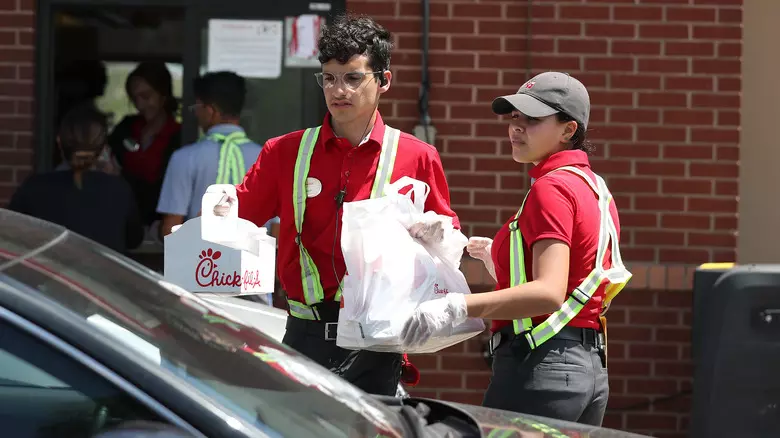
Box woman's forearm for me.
[464,280,564,321]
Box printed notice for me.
[207,19,283,79]
[285,15,324,68]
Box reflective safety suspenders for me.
[509,165,632,349]
[287,126,401,320]
[210,131,251,185]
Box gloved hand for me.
[408,218,445,244]
[466,237,496,281]
[401,293,468,348]
[212,192,237,217]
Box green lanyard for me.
[209,131,251,185]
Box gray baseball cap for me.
[492,71,591,130]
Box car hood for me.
[439,400,650,438]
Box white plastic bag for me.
[337,177,485,354]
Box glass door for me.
[183,0,345,146]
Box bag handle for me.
[384,176,430,212]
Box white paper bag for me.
[163,187,276,297]
[336,177,485,354]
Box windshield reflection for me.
[0,227,404,438]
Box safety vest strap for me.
[210,131,251,185]
[509,166,632,348]
[289,125,402,318]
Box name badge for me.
[306,177,322,198]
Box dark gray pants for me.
[283,317,403,396]
[482,332,609,426]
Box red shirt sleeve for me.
[236,139,279,227]
[520,177,576,248]
[421,148,461,229]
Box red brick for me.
[559,5,611,20]
[634,195,685,212]
[452,3,501,18]
[692,93,740,108]
[693,59,741,75]
[559,38,608,54]
[690,162,738,178]
[531,20,582,36]
[639,92,688,107]
[629,343,679,360]
[691,127,740,144]
[611,109,659,124]
[715,180,738,196]
[450,36,500,52]
[666,7,716,22]
[666,41,715,57]
[586,23,635,38]
[694,25,742,40]
[614,6,663,20]
[612,40,661,55]
[429,19,475,35]
[659,249,710,264]
[688,197,737,213]
[664,76,714,92]
[640,24,689,39]
[636,162,685,176]
[627,413,679,431]
[635,230,685,246]
[637,126,686,142]
[611,74,661,90]
[661,179,712,195]
[663,109,714,125]
[718,8,742,23]
[638,58,688,74]
[663,144,714,160]
[718,42,742,57]
[610,143,660,158]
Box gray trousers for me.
[482,332,609,426]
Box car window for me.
[0,317,168,438]
[0,232,404,438]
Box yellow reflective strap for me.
[371,127,400,198]
[293,127,325,306]
[291,125,401,316]
[509,167,632,348]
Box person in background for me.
[156,71,266,238]
[108,61,181,227]
[8,103,144,254]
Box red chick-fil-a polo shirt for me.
[491,149,621,332]
[237,111,460,310]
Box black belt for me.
[286,301,340,341]
[488,325,605,356]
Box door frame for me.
[34,0,344,172]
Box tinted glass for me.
[0,214,403,438]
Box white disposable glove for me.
[466,237,496,281]
[408,218,445,244]
[400,293,468,348]
[212,192,237,217]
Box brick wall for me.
[0,0,34,204]
[346,0,743,437]
[0,0,741,436]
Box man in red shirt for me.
[224,14,459,395]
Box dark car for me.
[0,208,649,438]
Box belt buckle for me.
[489,331,502,356]
[324,322,337,341]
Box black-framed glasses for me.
[314,71,383,90]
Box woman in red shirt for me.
[108,62,181,226]
[400,72,631,426]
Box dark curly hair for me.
[556,112,595,155]
[318,13,393,80]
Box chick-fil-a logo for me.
[195,248,263,290]
[433,283,449,295]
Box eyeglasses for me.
[314,71,383,90]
